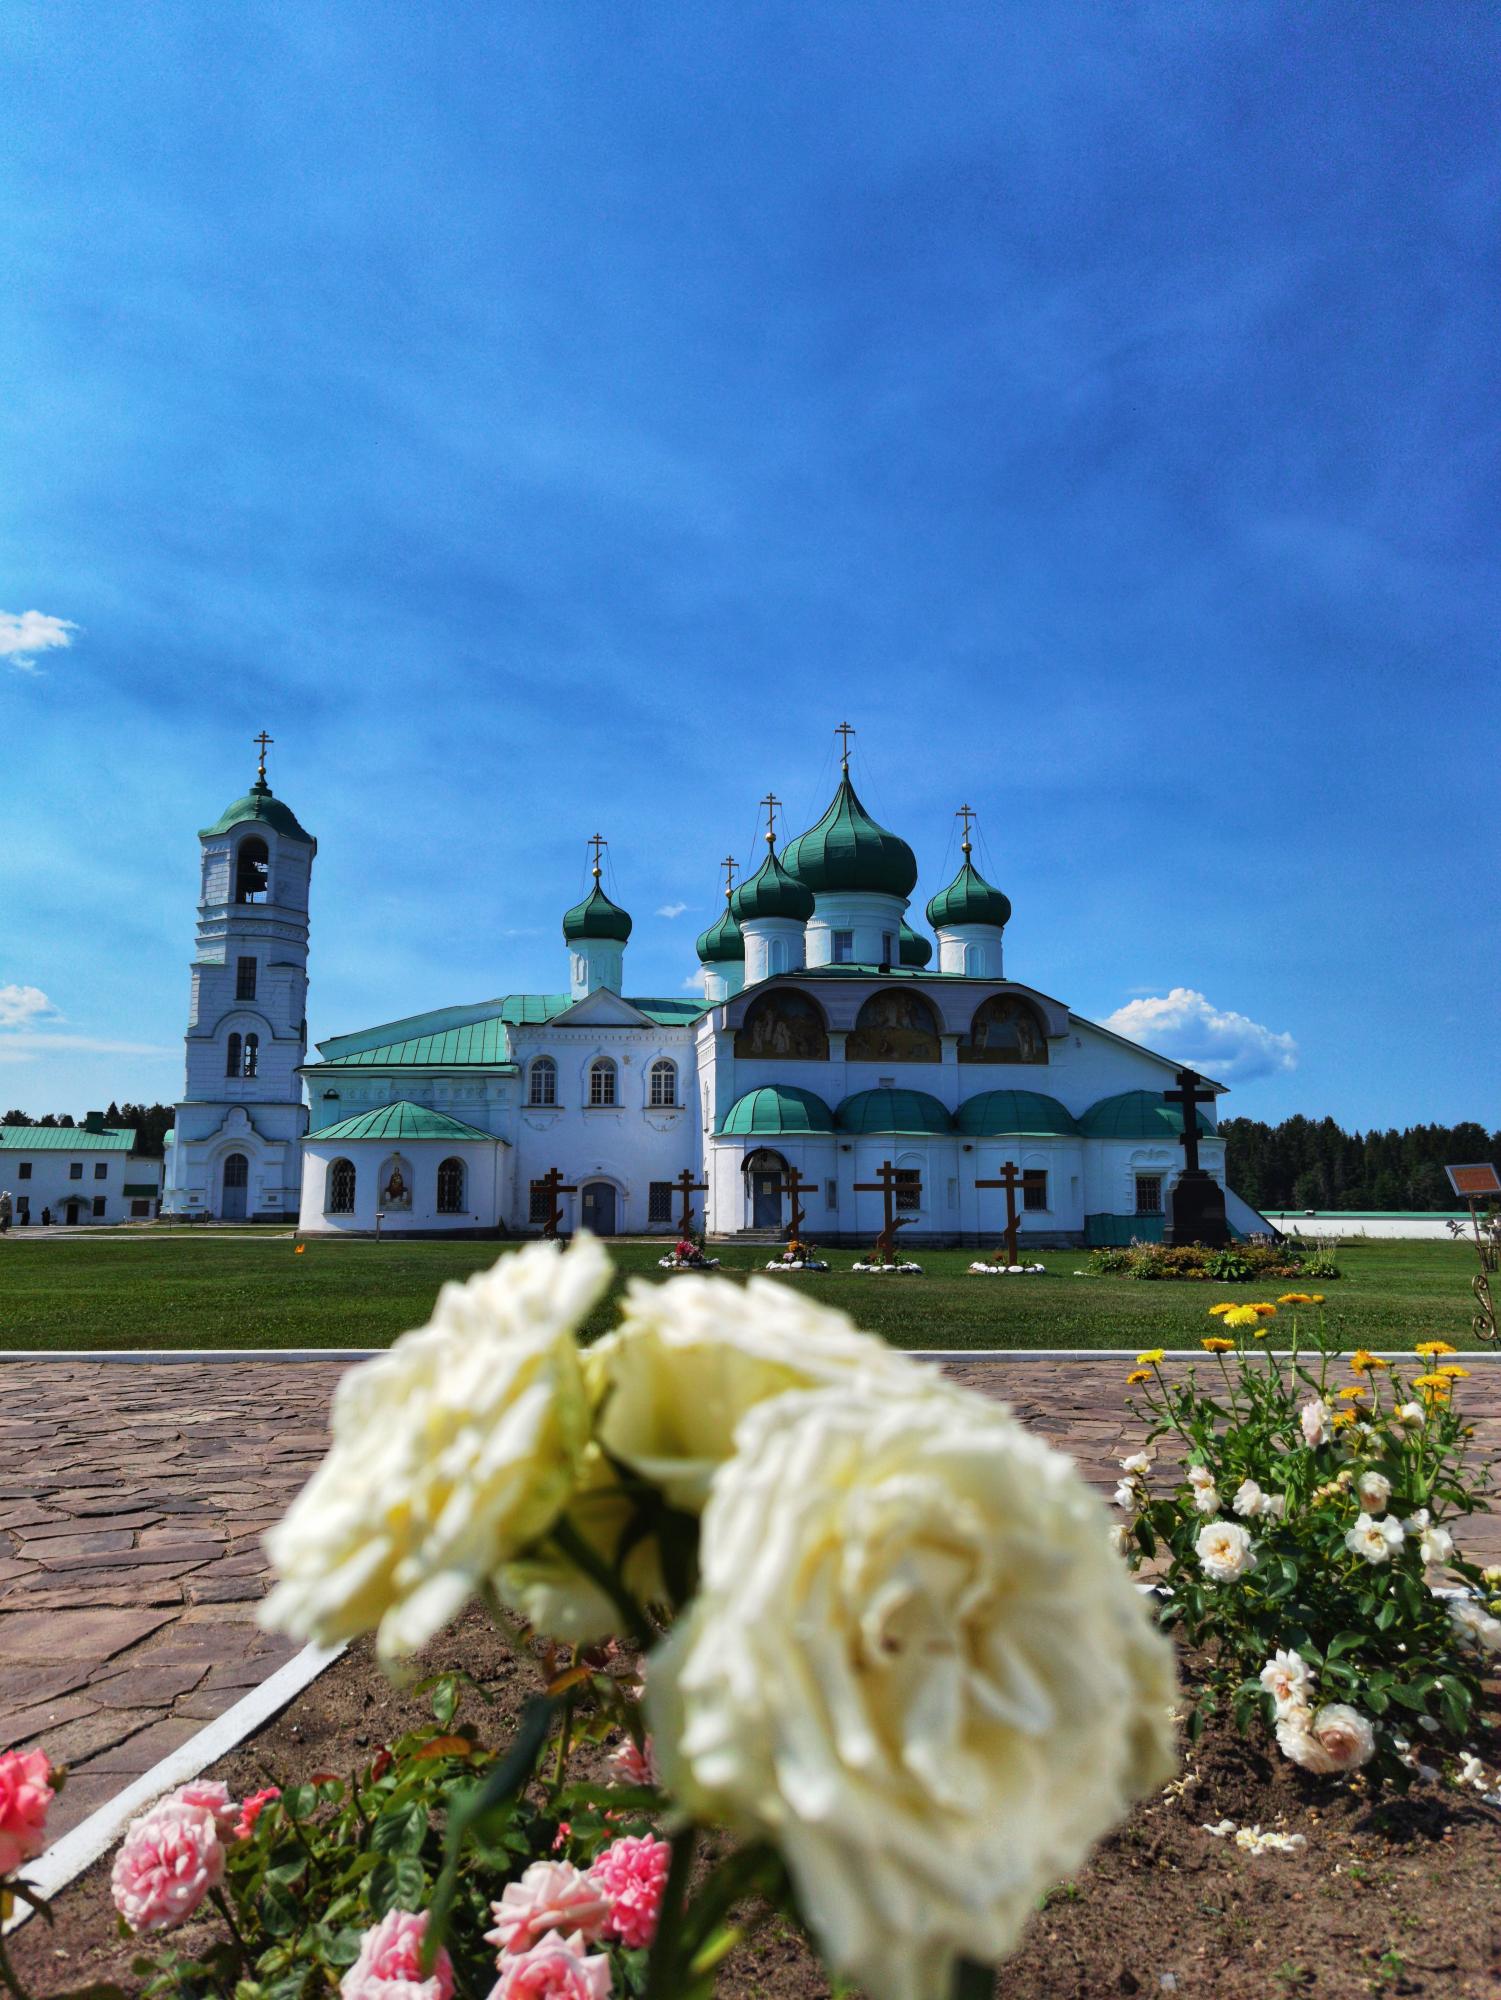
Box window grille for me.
[529,1183,551,1224]
[649,1059,676,1107]
[226,1032,242,1077]
[1135,1174,1163,1216]
[236,957,257,999]
[328,1159,356,1214]
[589,1059,617,1107]
[894,1169,921,1212]
[1023,1170,1048,1212]
[648,1181,673,1223]
[243,1033,259,1079]
[436,1158,465,1213]
[529,1058,557,1106]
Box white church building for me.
[163,737,1272,1246]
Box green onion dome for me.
[730,846,815,923]
[925,858,1012,931]
[199,777,315,847]
[563,880,633,944]
[898,922,933,967]
[696,901,745,963]
[781,776,918,899]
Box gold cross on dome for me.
[587,832,607,880]
[956,802,975,856]
[835,720,855,772]
[253,730,274,782]
[721,854,738,901]
[760,791,781,847]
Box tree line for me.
[1,1102,176,1156]
[1222,1116,1501,1213]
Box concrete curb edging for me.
[4,1641,344,1936]
[0,1348,1492,1364]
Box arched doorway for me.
[222,1152,249,1220]
[580,1181,617,1235]
[743,1147,787,1229]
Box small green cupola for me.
[899,922,933,967]
[199,733,316,850]
[733,795,812,984]
[696,857,746,1004]
[563,837,631,997]
[563,882,633,944]
[925,859,1012,931]
[927,807,1010,978]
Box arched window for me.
[225,1032,242,1077]
[326,1158,356,1214]
[242,1032,259,1079]
[846,989,941,1063]
[529,1056,557,1107]
[235,837,269,905]
[959,995,1048,1066]
[649,1058,676,1107]
[437,1158,465,1213]
[588,1057,617,1107]
[733,990,829,1062]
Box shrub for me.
[1115,1309,1496,1788]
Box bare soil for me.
[16,1609,1501,2000]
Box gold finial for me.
[956,802,975,859]
[760,791,781,850]
[721,854,738,903]
[254,730,274,784]
[587,832,607,882]
[834,720,855,775]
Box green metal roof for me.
[719,1084,836,1137]
[696,901,746,963]
[313,992,706,1071]
[837,1088,953,1135]
[1078,1089,1217,1141]
[898,922,933,967]
[318,1019,518,1068]
[925,858,1012,931]
[955,1089,1079,1138]
[563,881,632,944]
[0,1126,137,1152]
[312,1101,498,1145]
[782,775,918,898]
[730,847,815,923]
[199,778,315,846]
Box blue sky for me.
[2,3,1497,1128]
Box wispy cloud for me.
[0,985,57,1029]
[0,984,173,1061]
[0,610,78,674]
[1103,987,1298,1085]
[681,967,708,992]
[657,902,690,919]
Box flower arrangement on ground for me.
[1114,1303,1495,1790]
[93,1237,1173,2000]
[967,1258,1046,1276]
[764,1236,829,1272]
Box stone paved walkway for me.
[3,1355,1497,1843]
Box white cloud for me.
[682,967,709,992]
[0,610,79,674]
[0,985,57,1029]
[1102,987,1298,1084]
[657,902,690,919]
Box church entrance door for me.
[580,1182,616,1235]
[751,1172,782,1229]
[222,1153,249,1221]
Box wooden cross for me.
[253,730,273,782]
[975,1159,1024,1266]
[673,1166,708,1236]
[854,1158,917,1260]
[1163,1066,1215,1176]
[835,720,855,773]
[779,1164,817,1239]
[531,1167,577,1239]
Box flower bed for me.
[763,1259,829,1273]
[967,1260,1046,1276]
[849,1260,924,1275]
[656,1255,720,1271]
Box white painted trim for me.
[0,1347,1491,1365]
[4,1641,343,1935]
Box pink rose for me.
[341,1909,454,2000]
[0,1750,54,1876]
[607,1737,658,1788]
[487,1932,613,2000]
[485,1861,611,1957]
[233,1787,281,1840]
[111,1802,225,1933]
[588,1835,670,1950]
[173,1780,238,1834]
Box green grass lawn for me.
[0,1232,1486,1353]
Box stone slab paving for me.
[2,1354,1497,1843]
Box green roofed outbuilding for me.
[309,1101,498,1146]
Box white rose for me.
[1192,1485,1222,1517]
[1299,1398,1331,1447]
[1186,1464,1216,1490]
[1259,1491,1287,1521]
[649,1386,1176,2000]
[1114,1480,1137,1510]
[588,1273,925,1511]
[1110,1523,1133,1557]
[261,1235,608,1657]
[1194,1520,1255,1583]
[1344,1514,1404,1565]
[1276,1703,1375,1774]
[1389,1402,1425,1434]
[1231,1479,1263,1519]
[1449,1597,1501,1655]
[1120,1451,1153,1476]
[1357,1471,1391,1513]
[1259,1648,1312,1716]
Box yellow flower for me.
[1208,1302,1236,1317]
[1412,1372,1452,1391]
[1250,1303,1278,1319]
[1201,1337,1235,1354]
[1222,1306,1262,1329]
[1309,1294,1325,1304]
[1419,1384,1451,1405]
[1330,1410,1357,1429]
[1337,1385,1368,1402]
[1438,1363,1470,1379]
[1347,1350,1389,1373]
[1415,1340,1457,1358]
[1252,1329,1270,1340]
[1277,1293,1315,1305]
[1137,1350,1166,1366]
[1126,1369,1151,1385]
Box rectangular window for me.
[529,1184,551,1225]
[832,930,854,964]
[881,931,894,965]
[236,956,257,999]
[826,1179,838,1209]
[130,1199,150,1217]
[69,1162,83,1180]
[15,1197,28,1219]
[894,1169,922,1212]
[92,1196,106,1217]
[94,1161,108,1180]
[648,1181,673,1224]
[1135,1174,1163,1216]
[17,1162,30,1180]
[1023,1170,1048,1212]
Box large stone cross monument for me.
[1162,1066,1231,1248]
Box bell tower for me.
[162,734,317,1220]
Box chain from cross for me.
[253,730,274,782]
[672,1167,708,1236]
[1163,1066,1215,1177]
[854,1158,917,1260]
[779,1164,818,1239]
[530,1167,577,1239]
[835,720,855,773]
[587,833,607,880]
[975,1159,1031,1266]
